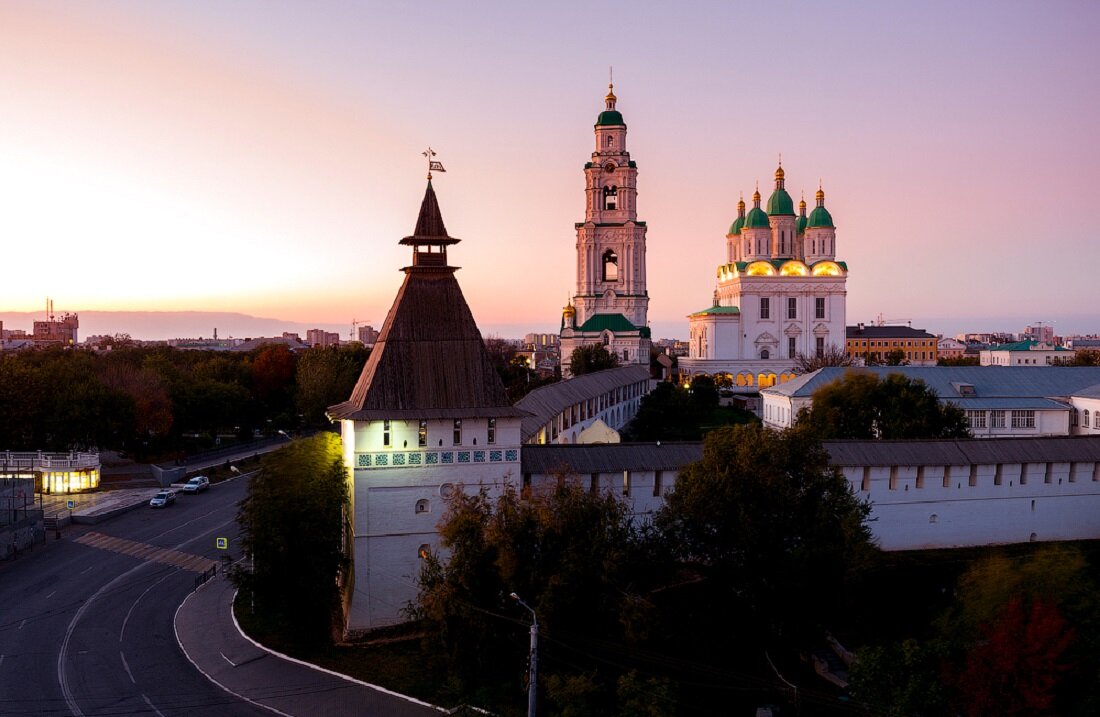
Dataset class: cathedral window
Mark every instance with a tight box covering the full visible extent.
[788,337,796,358]
[623,349,629,361]
[602,249,619,281]
[787,297,797,319]
[815,297,826,319]
[759,297,770,319]
[602,185,618,210]
[760,349,770,360]
[816,337,825,357]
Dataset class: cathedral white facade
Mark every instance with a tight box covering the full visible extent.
[559,85,651,377]
[679,167,848,392]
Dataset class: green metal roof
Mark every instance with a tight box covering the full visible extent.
[807,205,834,228]
[796,213,808,234]
[727,216,745,235]
[990,340,1072,352]
[743,206,770,228]
[596,110,624,126]
[576,313,644,335]
[690,305,741,316]
[766,188,795,215]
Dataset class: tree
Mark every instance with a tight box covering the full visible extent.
[884,348,908,366]
[295,346,367,425]
[849,639,949,717]
[569,344,620,376]
[792,344,853,373]
[234,433,350,642]
[655,423,874,646]
[797,370,971,439]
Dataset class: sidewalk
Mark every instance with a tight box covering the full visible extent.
[41,488,162,525]
[175,573,445,717]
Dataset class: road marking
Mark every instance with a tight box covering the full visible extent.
[141,693,166,717]
[18,620,26,630]
[80,566,93,574]
[220,651,235,667]
[119,651,135,684]
[74,532,216,574]
[120,572,174,643]
[0,654,5,668]
[46,591,56,599]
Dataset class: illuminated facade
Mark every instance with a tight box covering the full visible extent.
[0,451,100,493]
[846,324,939,366]
[560,85,651,377]
[679,167,848,391]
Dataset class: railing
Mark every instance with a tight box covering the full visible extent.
[0,451,100,471]
[194,564,218,589]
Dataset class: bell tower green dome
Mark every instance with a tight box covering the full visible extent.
[743,188,770,228]
[727,195,746,235]
[806,186,834,228]
[596,83,625,126]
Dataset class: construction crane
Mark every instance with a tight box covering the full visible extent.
[351,319,372,342]
[875,313,912,327]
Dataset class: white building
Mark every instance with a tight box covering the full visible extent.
[980,340,1075,366]
[559,85,651,376]
[679,167,847,392]
[1070,384,1100,434]
[329,181,527,633]
[761,366,1100,437]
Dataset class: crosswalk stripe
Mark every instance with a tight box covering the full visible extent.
[73,531,213,573]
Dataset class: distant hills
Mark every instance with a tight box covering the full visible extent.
[0,310,349,342]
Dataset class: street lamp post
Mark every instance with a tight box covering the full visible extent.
[511,592,538,717]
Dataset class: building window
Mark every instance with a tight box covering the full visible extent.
[816,336,825,357]
[760,348,770,360]
[788,337,796,358]
[990,410,1006,429]
[815,297,825,319]
[1086,410,1092,428]
[602,249,619,281]
[415,499,430,514]
[603,185,618,210]
[453,419,462,445]
[418,420,427,447]
[383,419,391,447]
[623,349,629,361]
[418,544,431,559]
[1072,409,1079,427]
[916,466,925,489]
[969,465,978,487]
[487,418,496,444]
[760,297,770,320]
[861,467,870,492]
[653,470,663,497]
[889,466,898,490]
[787,297,797,319]
[994,463,1003,486]
[623,470,631,496]
[590,472,599,493]
[966,410,986,429]
[1011,410,1035,429]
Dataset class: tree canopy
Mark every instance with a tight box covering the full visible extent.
[568,344,620,376]
[797,370,971,439]
[792,344,854,373]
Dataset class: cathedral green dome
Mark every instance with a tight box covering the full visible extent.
[766,188,795,215]
[807,205,834,228]
[728,216,745,235]
[596,110,624,126]
[796,213,808,234]
[743,207,770,229]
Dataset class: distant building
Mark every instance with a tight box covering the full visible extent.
[32,312,79,347]
[937,337,968,360]
[524,333,558,347]
[846,324,938,365]
[980,340,1075,366]
[1021,324,1056,344]
[0,450,100,493]
[306,329,341,348]
[1066,337,1100,351]
[357,325,380,346]
[230,336,309,352]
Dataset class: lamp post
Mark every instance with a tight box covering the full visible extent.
[510,592,538,717]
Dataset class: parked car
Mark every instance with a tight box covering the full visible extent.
[182,475,210,494]
[149,490,176,508]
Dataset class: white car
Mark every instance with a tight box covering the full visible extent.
[149,490,176,508]
[182,476,210,494]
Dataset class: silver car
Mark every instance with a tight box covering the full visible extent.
[149,490,176,508]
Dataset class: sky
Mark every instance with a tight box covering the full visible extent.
[2,1,1099,341]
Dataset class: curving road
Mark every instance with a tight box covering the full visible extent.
[0,477,270,717]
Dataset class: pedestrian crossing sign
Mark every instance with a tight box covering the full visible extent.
[216,537,229,550]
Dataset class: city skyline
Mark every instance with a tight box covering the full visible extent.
[3,1,1099,340]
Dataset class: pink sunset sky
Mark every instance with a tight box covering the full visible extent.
[2,1,1098,341]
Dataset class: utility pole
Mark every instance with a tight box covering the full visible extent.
[511,592,538,717]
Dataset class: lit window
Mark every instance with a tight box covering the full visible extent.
[418,420,427,447]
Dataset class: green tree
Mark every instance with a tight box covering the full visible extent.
[569,344,620,376]
[883,348,908,366]
[849,639,949,717]
[688,374,718,414]
[295,346,367,425]
[655,423,874,646]
[797,370,971,439]
[234,433,350,642]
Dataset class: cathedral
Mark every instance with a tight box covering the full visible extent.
[677,166,848,392]
[559,84,651,377]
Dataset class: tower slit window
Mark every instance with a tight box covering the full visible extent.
[603,185,618,210]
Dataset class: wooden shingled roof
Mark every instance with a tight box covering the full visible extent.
[328,182,525,421]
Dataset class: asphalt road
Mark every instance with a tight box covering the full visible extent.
[0,476,270,717]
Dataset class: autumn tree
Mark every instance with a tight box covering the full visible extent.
[792,344,853,373]
[797,370,971,439]
[295,345,368,425]
[569,344,620,376]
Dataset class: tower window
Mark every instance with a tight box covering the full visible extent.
[383,419,391,447]
[606,135,614,147]
[418,419,427,447]
[602,250,619,281]
[453,419,462,446]
[487,418,496,444]
[603,185,618,210]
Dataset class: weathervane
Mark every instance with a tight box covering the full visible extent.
[423,146,446,180]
